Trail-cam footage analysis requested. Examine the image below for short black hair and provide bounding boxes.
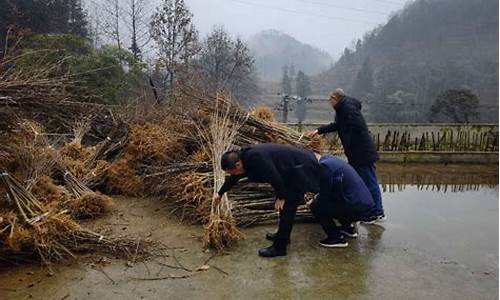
[221,150,241,170]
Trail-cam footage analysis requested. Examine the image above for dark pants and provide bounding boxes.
[273,192,303,249]
[353,163,384,216]
[310,197,362,239]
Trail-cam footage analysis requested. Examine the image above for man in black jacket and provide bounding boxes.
[214,143,320,257]
[308,88,385,223]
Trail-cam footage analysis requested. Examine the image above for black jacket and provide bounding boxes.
[217,143,320,199]
[317,155,374,215]
[317,96,378,166]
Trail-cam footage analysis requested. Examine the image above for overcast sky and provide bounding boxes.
[181,0,410,59]
[85,0,410,60]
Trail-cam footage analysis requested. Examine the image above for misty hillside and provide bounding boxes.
[248,30,332,81]
[314,0,498,123]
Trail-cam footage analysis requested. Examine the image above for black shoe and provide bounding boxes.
[319,236,348,248]
[258,245,287,257]
[340,223,358,238]
[265,232,290,244]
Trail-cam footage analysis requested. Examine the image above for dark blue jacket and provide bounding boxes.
[317,155,374,215]
[218,144,321,199]
[317,96,378,166]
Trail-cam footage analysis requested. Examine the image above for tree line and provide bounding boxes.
[0,0,260,105]
[313,0,498,123]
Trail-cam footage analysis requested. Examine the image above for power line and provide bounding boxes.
[226,0,380,25]
[296,0,389,16]
[368,0,409,6]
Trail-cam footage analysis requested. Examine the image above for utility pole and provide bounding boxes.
[274,94,316,123]
[274,94,294,123]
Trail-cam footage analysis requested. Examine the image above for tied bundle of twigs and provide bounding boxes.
[194,95,246,251]
[180,86,324,152]
[56,164,113,220]
[0,172,150,265]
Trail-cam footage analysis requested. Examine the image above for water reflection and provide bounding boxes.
[262,224,385,299]
[377,163,498,188]
[381,183,497,193]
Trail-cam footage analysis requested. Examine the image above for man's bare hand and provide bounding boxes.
[213,194,222,205]
[306,130,319,138]
[275,198,285,212]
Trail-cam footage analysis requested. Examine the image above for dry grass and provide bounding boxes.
[203,213,245,251]
[168,171,211,223]
[60,143,95,162]
[69,192,113,219]
[31,175,69,204]
[107,156,143,196]
[0,172,151,265]
[190,148,210,163]
[250,105,276,122]
[0,120,57,190]
[126,122,187,164]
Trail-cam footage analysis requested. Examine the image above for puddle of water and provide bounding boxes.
[379,184,498,273]
[0,164,498,300]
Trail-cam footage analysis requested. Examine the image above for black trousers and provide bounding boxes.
[310,197,362,239]
[273,192,304,249]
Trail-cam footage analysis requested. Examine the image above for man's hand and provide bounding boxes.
[275,198,285,212]
[306,193,318,208]
[306,129,319,138]
[213,194,222,205]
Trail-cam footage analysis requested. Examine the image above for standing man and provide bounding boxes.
[214,143,320,258]
[308,88,386,223]
[309,155,375,247]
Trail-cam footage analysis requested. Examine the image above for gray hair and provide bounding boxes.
[332,88,345,98]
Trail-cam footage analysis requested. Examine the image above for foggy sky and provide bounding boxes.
[84,0,410,60]
[182,0,410,59]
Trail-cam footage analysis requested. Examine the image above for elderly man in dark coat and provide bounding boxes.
[309,155,375,247]
[308,88,385,223]
[214,143,320,257]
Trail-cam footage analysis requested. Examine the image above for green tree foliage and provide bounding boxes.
[1,0,88,55]
[150,0,199,90]
[430,89,479,123]
[197,26,259,105]
[15,34,144,104]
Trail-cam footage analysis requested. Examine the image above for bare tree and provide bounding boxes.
[101,0,123,50]
[125,0,150,59]
[150,0,199,90]
[197,26,259,105]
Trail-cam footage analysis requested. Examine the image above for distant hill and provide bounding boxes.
[314,0,499,123]
[247,30,332,81]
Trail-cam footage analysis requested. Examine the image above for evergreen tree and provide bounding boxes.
[352,56,374,98]
[430,89,479,123]
[295,70,311,98]
[281,65,292,94]
[1,0,88,56]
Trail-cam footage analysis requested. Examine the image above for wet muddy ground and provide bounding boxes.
[0,163,498,300]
